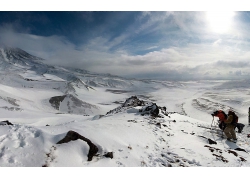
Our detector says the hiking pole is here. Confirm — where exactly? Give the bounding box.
[211,116,214,130]
[249,107,250,125]
[221,124,224,138]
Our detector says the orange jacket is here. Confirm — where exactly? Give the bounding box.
[214,110,227,122]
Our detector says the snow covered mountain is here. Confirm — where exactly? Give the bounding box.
[0,47,250,168]
[2,47,44,61]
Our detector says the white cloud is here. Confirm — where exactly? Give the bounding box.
[1,12,250,81]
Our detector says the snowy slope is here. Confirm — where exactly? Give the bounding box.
[1,100,250,167]
[0,47,250,168]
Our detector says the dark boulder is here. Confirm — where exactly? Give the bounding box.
[139,103,159,117]
[57,130,98,161]
[104,152,113,159]
[49,95,66,110]
[0,120,13,126]
[208,138,217,145]
[234,148,247,153]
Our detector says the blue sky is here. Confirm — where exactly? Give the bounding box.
[1,1,250,80]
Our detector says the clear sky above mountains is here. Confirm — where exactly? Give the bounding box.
[1,2,250,80]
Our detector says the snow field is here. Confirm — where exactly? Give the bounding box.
[1,51,250,168]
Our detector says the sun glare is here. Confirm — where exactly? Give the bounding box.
[206,11,235,34]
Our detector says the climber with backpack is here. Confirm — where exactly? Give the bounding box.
[223,110,237,142]
[211,110,227,130]
[226,110,245,133]
[212,109,245,133]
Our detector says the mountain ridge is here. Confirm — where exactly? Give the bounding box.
[0,47,250,167]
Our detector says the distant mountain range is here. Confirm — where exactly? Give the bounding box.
[0,47,136,88]
[0,47,155,115]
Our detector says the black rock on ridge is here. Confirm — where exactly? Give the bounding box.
[106,96,168,118]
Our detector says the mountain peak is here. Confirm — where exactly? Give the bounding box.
[2,47,44,61]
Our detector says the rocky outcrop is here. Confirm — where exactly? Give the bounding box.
[106,96,146,115]
[139,103,159,117]
[104,152,113,159]
[0,106,23,111]
[49,95,66,110]
[0,96,19,106]
[107,96,146,114]
[0,120,13,125]
[106,96,167,118]
[49,94,99,115]
[56,130,99,161]
[122,96,145,107]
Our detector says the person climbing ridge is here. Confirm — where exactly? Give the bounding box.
[224,110,237,143]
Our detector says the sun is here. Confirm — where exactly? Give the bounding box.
[206,11,235,34]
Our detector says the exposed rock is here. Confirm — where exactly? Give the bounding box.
[159,106,168,116]
[65,82,76,94]
[228,150,238,157]
[156,122,161,128]
[239,157,247,162]
[139,103,159,117]
[204,145,222,153]
[212,154,228,163]
[106,96,145,115]
[122,96,145,107]
[127,120,137,123]
[0,96,19,106]
[49,95,66,110]
[1,106,23,111]
[106,96,168,119]
[208,138,217,145]
[199,135,207,139]
[0,120,13,125]
[25,78,37,81]
[181,130,188,134]
[56,130,98,161]
[106,96,144,115]
[49,94,99,115]
[104,152,113,159]
[234,148,247,153]
[200,136,217,145]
